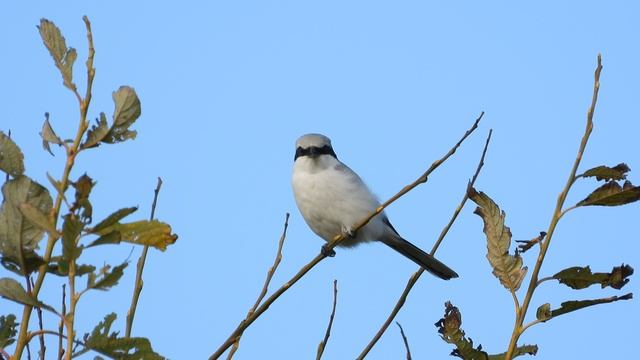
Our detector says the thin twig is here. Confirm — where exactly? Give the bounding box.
[504,54,602,360]
[58,285,66,360]
[31,277,46,360]
[396,322,412,360]
[357,127,492,359]
[226,213,290,359]
[209,113,483,360]
[316,280,338,360]
[125,177,163,338]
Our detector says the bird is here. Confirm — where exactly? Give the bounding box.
[291,133,458,280]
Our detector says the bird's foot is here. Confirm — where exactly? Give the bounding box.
[321,244,336,257]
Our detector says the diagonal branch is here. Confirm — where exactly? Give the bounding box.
[316,280,338,360]
[357,128,492,359]
[396,322,412,360]
[209,113,484,360]
[125,177,163,338]
[226,213,290,359]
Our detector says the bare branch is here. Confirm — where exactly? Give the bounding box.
[396,322,412,360]
[227,213,290,359]
[357,128,492,359]
[210,113,483,360]
[125,177,163,338]
[316,280,338,360]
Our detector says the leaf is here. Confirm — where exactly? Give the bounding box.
[0,314,17,348]
[90,207,138,233]
[0,131,25,177]
[0,278,55,312]
[37,19,77,91]
[82,113,110,149]
[553,264,634,290]
[536,303,551,322]
[19,203,58,237]
[550,293,633,319]
[469,187,527,291]
[70,173,95,223]
[87,262,128,291]
[1,249,45,276]
[86,231,122,248]
[46,172,64,195]
[47,261,95,277]
[576,180,640,207]
[62,215,83,262]
[582,163,630,181]
[94,220,178,251]
[81,313,164,360]
[103,86,141,143]
[0,176,53,273]
[40,113,63,155]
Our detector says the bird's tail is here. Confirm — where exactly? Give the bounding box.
[381,235,458,280]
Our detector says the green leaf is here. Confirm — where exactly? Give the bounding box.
[62,215,83,262]
[86,231,122,248]
[469,187,527,291]
[46,172,64,195]
[1,249,45,276]
[81,313,164,359]
[0,278,55,312]
[82,113,110,149]
[536,303,551,322]
[37,19,77,91]
[0,176,53,273]
[94,220,178,251]
[40,113,63,156]
[577,180,640,207]
[0,314,17,348]
[553,264,634,290]
[582,163,630,181]
[0,131,25,177]
[47,261,95,277]
[18,203,58,237]
[90,207,138,233]
[87,262,128,291]
[550,293,633,319]
[103,86,141,144]
[70,174,95,223]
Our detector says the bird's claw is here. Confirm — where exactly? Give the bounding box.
[321,244,336,257]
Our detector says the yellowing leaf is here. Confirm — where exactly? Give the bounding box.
[553,264,634,290]
[582,163,630,181]
[469,187,527,291]
[37,19,77,91]
[94,220,177,251]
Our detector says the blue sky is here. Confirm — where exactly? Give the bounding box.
[1,1,639,359]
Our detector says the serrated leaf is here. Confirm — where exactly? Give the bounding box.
[550,293,633,318]
[47,261,95,277]
[103,86,141,144]
[37,19,76,91]
[577,180,640,207]
[81,313,164,360]
[18,203,58,237]
[435,301,489,359]
[0,131,25,177]
[62,215,83,262]
[87,262,128,291]
[583,163,631,181]
[0,278,55,312]
[40,113,63,156]
[70,174,95,223]
[94,220,177,251]
[469,187,527,291]
[0,314,17,348]
[82,113,110,149]
[553,264,634,290]
[90,207,138,233]
[536,303,551,321]
[0,176,53,273]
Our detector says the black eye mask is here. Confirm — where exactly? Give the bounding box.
[294,145,337,161]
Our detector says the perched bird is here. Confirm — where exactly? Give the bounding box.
[291,133,458,280]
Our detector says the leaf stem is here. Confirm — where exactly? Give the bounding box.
[504,54,602,360]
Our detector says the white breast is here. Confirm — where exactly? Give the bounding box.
[292,156,386,247]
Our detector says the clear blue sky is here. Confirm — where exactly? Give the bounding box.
[2,1,639,359]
